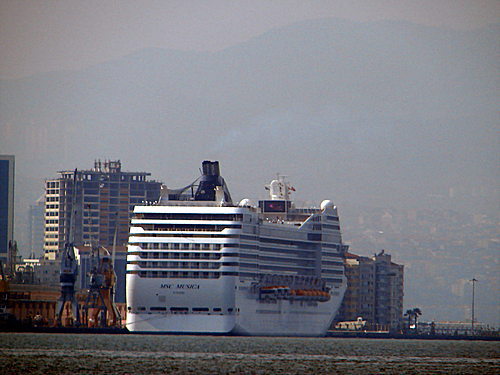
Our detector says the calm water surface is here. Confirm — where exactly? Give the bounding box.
[0,333,498,374]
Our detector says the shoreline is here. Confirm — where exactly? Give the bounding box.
[1,325,498,341]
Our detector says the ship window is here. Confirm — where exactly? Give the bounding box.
[326,215,339,221]
[150,307,166,311]
[213,308,222,312]
[170,307,188,313]
[192,307,209,312]
[138,307,146,311]
[322,224,340,230]
[228,308,233,312]
[308,234,322,241]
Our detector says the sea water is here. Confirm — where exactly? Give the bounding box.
[0,333,498,374]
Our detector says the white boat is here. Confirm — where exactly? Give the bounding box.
[126,161,347,336]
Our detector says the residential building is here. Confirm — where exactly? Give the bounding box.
[336,250,404,331]
[43,160,162,260]
[0,155,15,266]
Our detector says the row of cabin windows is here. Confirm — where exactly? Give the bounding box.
[322,224,340,230]
[321,269,345,275]
[137,242,228,250]
[134,213,243,221]
[239,253,316,263]
[259,236,319,248]
[137,224,242,231]
[321,260,344,266]
[131,233,240,239]
[129,252,239,260]
[239,263,316,273]
[134,307,238,314]
[131,261,239,269]
[322,243,342,250]
[128,271,238,278]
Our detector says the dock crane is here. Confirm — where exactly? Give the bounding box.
[82,245,121,328]
[55,169,80,326]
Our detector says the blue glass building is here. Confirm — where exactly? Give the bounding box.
[0,155,15,265]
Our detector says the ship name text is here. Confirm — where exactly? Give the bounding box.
[160,284,200,289]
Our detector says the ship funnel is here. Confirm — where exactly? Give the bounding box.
[202,161,220,177]
[194,161,232,203]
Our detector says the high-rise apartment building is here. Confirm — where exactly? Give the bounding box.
[0,155,15,265]
[43,160,162,259]
[336,250,404,331]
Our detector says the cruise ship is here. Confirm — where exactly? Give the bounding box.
[126,161,347,336]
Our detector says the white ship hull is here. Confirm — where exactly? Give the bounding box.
[126,276,346,336]
[233,283,346,336]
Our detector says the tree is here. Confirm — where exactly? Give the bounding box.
[404,307,423,333]
[404,309,413,330]
[412,308,422,329]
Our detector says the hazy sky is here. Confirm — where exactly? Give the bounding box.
[1,0,498,79]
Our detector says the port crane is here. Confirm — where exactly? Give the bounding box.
[55,170,80,326]
[81,245,121,328]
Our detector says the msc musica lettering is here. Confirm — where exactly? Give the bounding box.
[161,284,200,289]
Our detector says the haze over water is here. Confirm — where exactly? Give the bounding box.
[0,333,499,374]
[1,1,498,326]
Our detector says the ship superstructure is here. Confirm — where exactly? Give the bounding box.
[126,161,347,336]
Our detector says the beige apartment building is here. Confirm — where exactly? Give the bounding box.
[337,250,404,331]
[43,160,162,259]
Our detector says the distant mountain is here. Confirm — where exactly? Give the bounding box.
[1,17,498,237]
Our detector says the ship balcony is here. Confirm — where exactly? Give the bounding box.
[131,219,242,225]
[129,227,242,235]
[258,252,316,262]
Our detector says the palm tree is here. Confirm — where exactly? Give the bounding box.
[412,308,422,331]
[404,308,423,333]
[404,309,413,331]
